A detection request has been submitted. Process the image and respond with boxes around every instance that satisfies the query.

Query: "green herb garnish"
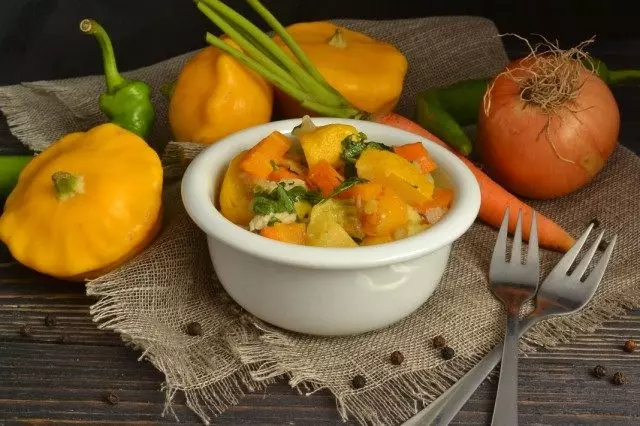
[252,182,320,215]
[325,177,368,199]
[341,132,392,165]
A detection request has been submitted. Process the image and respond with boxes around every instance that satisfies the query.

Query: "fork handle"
[491,314,520,426]
[401,316,538,426]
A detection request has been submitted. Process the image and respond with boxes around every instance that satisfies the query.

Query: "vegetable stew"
[217,117,454,247]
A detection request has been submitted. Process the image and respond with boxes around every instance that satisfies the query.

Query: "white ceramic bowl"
[181,118,480,336]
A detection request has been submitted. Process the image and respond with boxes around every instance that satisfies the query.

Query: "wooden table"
[1,41,640,425]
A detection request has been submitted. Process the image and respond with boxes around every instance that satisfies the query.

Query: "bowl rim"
[181,117,481,270]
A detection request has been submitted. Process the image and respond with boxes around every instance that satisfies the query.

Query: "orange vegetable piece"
[360,186,408,237]
[241,131,292,178]
[419,187,454,211]
[308,160,344,196]
[393,142,437,174]
[268,166,302,182]
[360,235,394,246]
[340,181,383,200]
[260,222,307,245]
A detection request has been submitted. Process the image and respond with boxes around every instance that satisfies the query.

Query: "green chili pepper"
[80,19,155,139]
[415,78,487,155]
[0,155,33,200]
[415,57,640,155]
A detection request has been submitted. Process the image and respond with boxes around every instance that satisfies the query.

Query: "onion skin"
[477,57,620,200]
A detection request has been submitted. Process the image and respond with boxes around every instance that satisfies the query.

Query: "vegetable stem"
[200,0,345,106]
[196,1,299,89]
[608,69,640,85]
[51,171,85,201]
[204,32,313,104]
[79,19,125,93]
[328,29,348,49]
[245,0,341,96]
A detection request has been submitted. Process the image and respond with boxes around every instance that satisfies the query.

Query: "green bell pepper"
[80,19,155,140]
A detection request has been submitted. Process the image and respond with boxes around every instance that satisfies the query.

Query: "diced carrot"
[308,160,344,197]
[254,131,292,158]
[393,142,437,173]
[260,222,307,245]
[240,150,273,179]
[361,235,394,246]
[340,182,383,200]
[419,187,454,211]
[240,131,293,178]
[267,167,302,182]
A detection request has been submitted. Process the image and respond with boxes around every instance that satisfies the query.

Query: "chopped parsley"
[325,177,368,200]
[252,182,320,216]
[341,132,392,165]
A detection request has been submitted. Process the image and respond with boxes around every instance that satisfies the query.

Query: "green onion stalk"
[194,0,363,119]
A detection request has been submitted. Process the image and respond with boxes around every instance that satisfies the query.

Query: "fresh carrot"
[393,142,437,174]
[371,112,575,252]
[260,222,307,245]
[308,160,344,197]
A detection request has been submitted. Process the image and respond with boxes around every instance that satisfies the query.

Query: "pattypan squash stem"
[52,171,85,201]
[328,29,348,49]
[196,1,298,90]
[200,0,346,107]
[79,19,124,93]
[246,0,339,95]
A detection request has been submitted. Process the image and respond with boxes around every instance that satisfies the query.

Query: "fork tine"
[526,212,539,265]
[544,223,594,282]
[582,234,617,287]
[491,207,510,267]
[571,230,604,280]
[511,209,523,264]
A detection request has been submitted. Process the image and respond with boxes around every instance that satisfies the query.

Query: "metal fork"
[489,209,539,426]
[402,222,617,426]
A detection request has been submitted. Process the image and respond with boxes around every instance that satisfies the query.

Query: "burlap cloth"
[2,16,640,426]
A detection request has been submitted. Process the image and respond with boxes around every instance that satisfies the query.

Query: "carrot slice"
[308,160,344,197]
[267,167,302,182]
[419,187,454,211]
[240,131,293,178]
[393,142,437,173]
[260,222,307,245]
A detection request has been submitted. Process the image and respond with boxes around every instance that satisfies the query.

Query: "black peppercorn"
[623,340,637,353]
[590,218,601,229]
[186,321,203,336]
[389,350,405,365]
[20,325,33,337]
[352,375,366,389]
[432,335,446,349]
[612,372,626,385]
[441,346,455,360]
[592,365,607,379]
[598,240,609,252]
[105,391,119,405]
[44,314,57,327]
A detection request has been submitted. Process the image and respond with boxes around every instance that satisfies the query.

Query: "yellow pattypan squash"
[273,22,408,118]
[169,39,274,145]
[0,123,163,281]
